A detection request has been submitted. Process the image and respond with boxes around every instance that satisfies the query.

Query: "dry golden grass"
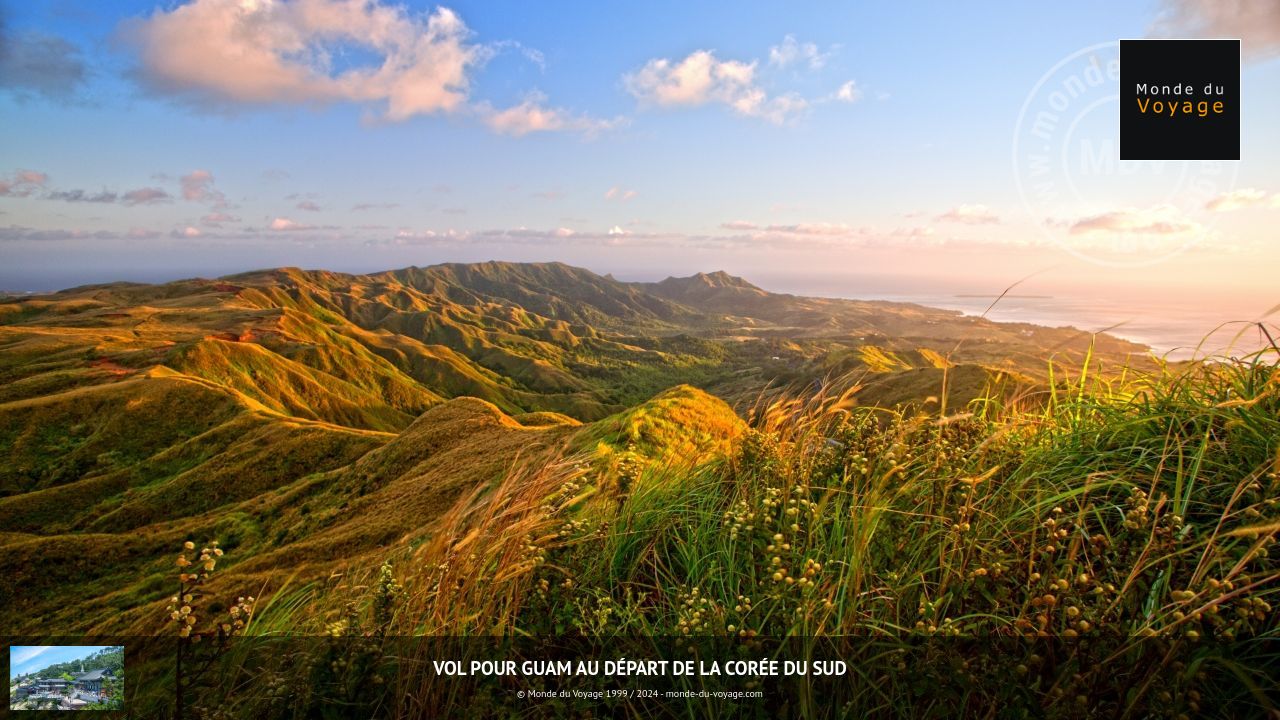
[0,261,1185,645]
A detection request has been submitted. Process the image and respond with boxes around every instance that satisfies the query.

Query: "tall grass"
[241,350,1279,716]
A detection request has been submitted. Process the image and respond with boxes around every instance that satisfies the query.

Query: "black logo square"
[1120,39,1240,160]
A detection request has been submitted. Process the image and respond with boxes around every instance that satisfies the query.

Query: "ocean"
[855,293,1275,361]
[744,273,1276,361]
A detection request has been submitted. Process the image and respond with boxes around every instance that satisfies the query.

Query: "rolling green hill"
[0,261,1158,634]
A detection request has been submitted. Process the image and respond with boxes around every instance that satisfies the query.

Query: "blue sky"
[1,0,1278,315]
[9,646,113,679]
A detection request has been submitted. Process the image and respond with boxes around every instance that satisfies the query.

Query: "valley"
[0,261,1153,633]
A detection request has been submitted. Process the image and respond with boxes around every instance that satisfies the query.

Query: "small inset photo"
[8,646,124,711]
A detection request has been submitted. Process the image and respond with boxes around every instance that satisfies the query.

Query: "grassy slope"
[0,261,1178,640]
[0,372,390,630]
[309,356,1277,632]
[269,356,1279,717]
[0,384,743,636]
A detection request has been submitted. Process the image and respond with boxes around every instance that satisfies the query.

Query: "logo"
[1120,39,1240,160]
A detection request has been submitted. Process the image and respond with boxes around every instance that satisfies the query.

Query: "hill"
[0,261,1157,634]
[261,355,1277,719]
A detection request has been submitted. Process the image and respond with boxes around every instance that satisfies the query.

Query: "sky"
[1,0,1278,331]
[9,646,112,679]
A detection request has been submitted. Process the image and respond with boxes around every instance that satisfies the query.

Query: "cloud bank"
[120,0,609,136]
[1150,0,1280,60]
[938,204,999,225]
[0,170,49,197]
[1205,188,1279,212]
[123,0,478,120]
[1067,205,1201,237]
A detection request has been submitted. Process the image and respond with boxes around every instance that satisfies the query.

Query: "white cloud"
[1205,188,1274,212]
[937,204,999,225]
[270,217,313,231]
[123,1,601,134]
[832,80,861,103]
[10,647,55,669]
[179,225,202,237]
[123,1,483,122]
[489,39,545,71]
[1067,205,1201,236]
[768,35,835,70]
[624,49,808,124]
[708,220,967,250]
[381,225,666,247]
[180,169,226,206]
[604,187,637,201]
[479,92,619,137]
[393,228,445,243]
[890,225,937,240]
[764,222,854,236]
[1150,0,1280,60]
[0,169,48,197]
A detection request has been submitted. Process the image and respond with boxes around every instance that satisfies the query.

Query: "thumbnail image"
[9,646,124,711]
